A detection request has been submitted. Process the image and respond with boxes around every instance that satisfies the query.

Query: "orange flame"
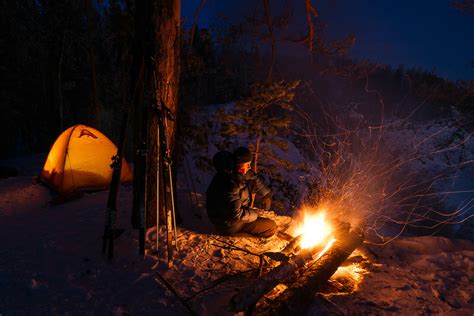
[295,210,333,249]
[316,238,336,259]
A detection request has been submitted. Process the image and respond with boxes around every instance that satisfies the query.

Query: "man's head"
[213,150,233,173]
[233,146,252,175]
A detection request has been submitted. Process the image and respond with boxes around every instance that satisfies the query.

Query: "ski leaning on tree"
[206,147,276,238]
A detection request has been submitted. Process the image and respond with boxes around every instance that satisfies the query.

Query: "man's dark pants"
[212,217,277,238]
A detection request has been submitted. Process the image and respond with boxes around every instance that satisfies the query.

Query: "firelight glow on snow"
[295,210,333,249]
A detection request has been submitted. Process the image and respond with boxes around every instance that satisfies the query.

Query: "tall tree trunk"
[250,126,261,208]
[131,0,147,230]
[253,126,261,173]
[146,0,181,226]
[84,0,101,127]
[58,29,66,132]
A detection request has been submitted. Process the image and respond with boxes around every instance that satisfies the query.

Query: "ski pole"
[167,163,178,250]
[162,111,178,250]
[156,123,160,252]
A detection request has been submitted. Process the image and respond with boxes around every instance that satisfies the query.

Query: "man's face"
[237,161,252,175]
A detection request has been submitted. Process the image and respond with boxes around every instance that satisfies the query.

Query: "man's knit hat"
[212,150,233,172]
[233,147,252,164]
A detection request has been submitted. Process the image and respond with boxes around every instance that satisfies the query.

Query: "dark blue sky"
[182,0,473,81]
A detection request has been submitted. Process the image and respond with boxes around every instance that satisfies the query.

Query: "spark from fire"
[295,211,333,249]
[290,79,474,246]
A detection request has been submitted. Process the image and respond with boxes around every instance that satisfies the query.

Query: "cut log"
[268,229,364,314]
[263,234,302,262]
[231,235,327,312]
[230,228,363,313]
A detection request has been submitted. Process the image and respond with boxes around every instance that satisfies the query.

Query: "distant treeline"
[1,1,472,158]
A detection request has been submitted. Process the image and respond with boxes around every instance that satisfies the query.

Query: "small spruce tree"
[217,80,306,211]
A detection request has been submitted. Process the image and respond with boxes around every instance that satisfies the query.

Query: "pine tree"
[217,80,307,210]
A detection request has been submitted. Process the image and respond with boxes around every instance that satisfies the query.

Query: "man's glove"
[240,207,258,222]
[250,207,275,218]
[263,194,272,210]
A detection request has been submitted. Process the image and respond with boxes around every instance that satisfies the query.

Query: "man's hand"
[241,207,258,222]
[263,194,272,210]
[250,207,275,218]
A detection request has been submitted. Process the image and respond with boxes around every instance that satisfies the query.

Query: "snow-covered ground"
[1,146,473,314]
[322,237,474,315]
[380,118,474,239]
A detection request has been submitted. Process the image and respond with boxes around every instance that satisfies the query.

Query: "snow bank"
[1,107,473,314]
[319,237,474,315]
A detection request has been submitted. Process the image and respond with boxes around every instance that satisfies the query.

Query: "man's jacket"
[206,170,271,227]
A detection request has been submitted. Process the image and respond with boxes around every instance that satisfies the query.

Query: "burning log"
[264,229,364,314]
[230,225,363,313]
[231,238,324,312]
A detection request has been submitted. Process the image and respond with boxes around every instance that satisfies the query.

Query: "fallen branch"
[184,268,259,303]
[211,237,262,258]
[268,229,364,314]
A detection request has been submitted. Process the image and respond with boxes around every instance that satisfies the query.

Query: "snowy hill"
[1,129,473,314]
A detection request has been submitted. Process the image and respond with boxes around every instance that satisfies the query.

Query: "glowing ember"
[335,264,363,283]
[333,264,367,292]
[295,211,333,249]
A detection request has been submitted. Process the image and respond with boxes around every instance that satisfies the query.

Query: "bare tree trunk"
[262,0,275,83]
[131,0,146,229]
[84,0,100,126]
[146,0,181,226]
[57,29,66,131]
[253,126,261,173]
[251,127,261,207]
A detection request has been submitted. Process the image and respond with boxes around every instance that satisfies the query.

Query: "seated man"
[206,147,277,238]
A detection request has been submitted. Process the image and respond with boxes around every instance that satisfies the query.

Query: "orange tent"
[40,124,133,194]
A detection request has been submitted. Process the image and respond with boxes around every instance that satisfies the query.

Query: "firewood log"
[231,236,327,312]
[231,228,363,313]
[268,229,363,314]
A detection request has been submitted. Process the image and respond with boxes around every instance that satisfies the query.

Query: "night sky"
[182,0,474,81]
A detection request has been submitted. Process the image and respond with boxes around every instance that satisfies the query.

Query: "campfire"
[292,209,339,262]
[232,206,364,313]
[295,210,333,249]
